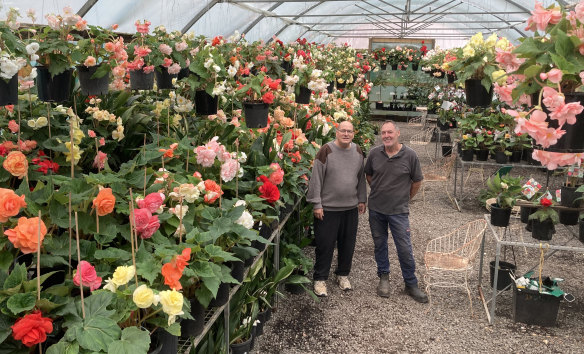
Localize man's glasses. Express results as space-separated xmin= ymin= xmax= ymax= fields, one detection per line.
xmin=338 ymin=129 xmax=354 ymax=134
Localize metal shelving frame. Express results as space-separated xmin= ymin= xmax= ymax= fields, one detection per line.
xmin=477 ymin=214 xmax=584 ymax=325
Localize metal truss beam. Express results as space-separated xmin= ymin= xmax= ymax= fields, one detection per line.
xmin=241 ymin=3 xmax=282 ymax=35
xmin=262 ymin=11 xmax=529 ymax=17
xmin=77 ymin=0 xmax=99 ymax=17
xmin=181 ymin=0 xmax=220 ymax=33
xmin=268 ymin=1 xmax=325 ymax=42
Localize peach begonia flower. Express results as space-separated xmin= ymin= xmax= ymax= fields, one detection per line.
xmin=532 ymin=150 xmax=584 ymax=170
xmin=3 ymin=151 xmax=28 ymax=179
xmin=5 ymin=217 xmax=47 ymax=254
xmin=92 ymin=188 xmax=116 ymax=216
xmin=220 ymin=158 xmax=239 ymax=183
xmin=203 ymin=179 xmax=223 ymax=204
xmin=8 ymin=120 xmax=19 ymax=133
xmin=93 ymin=151 xmax=108 ymax=170
xmin=0 ymin=188 xmax=27 ymax=222
xmin=161 ymin=248 xmax=191 ymax=290
xmin=546 ymin=69 xmax=563 ymax=84
xmin=84 ymin=56 xmax=97 ymax=67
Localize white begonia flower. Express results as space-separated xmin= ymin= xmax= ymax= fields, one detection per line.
xmin=227 ymin=65 xmax=237 ymax=77
xmin=236 ymin=210 xmax=254 ymax=229
xmin=204 ymin=58 xmax=214 ymax=69
xmin=237 ymin=152 xmax=247 ymax=163
xmin=26 ymin=42 xmax=39 ymax=54
xmin=212 ymin=64 xmax=220 ymax=73
xmin=234 ymin=200 xmax=246 ymax=208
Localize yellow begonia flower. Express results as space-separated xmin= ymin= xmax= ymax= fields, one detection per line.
xmin=495 ymin=37 xmax=509 ymax=51
xmin=111 ymin=265 xmax=135 ymax=286
xmin=73 ymin=127 xmax=85 ymax=145
xmin=463 ymin=135 xmax=469 ymax=140
xmin=112 ymin=125 xmax=125 ymax=141
xmin=462 ymin=45 xmax=475 ymax=58
xmin=469 ymin=32 xmax=484 ymax=48
xmin=492 ymin=70 xmax=507 ymax=85
xmin=159 ymin=290 xmax=184 ymax=326
xmin=485 ymin=33 xmax=498 ymax=48
xmin=64 ymin=142 xmax=82 ymax=164
xmin=133 ymin=284 xmax=158 ymax=308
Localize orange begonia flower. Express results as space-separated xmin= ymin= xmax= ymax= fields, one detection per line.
xmin=92 ymin=188 xmax=116 ymax=216
xmin=5 ymin=217 xmax=47 ymax=254
xmin=161 ymin=248 xmax=191 ymax=290
xmin=3 ymin=151 xmax=28 ymax=179
xmin=0 ymin=188 xmax=27 ymax=222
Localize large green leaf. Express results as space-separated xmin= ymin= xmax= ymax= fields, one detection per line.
xmin=85 ymin=291 xmax=116 ymax=318
xmin=6 ymin=292 xmax=37 ymax=315
xmin=94 ymin=248 xmax=131 ymax=262
xmin=0 ymin=314 xmax=12 ymax=345
xmin=72 ymin=316 xmax=121 ymax=352
xmin=107 ymin=326 xmax=150 ymax=354
xmin=46 ymin=340 xmax=79 ymax=354
xmin=0 ymin=250 xmax=13 ymax=271
xmin=4 ymin=263 xmax=26 ymax=290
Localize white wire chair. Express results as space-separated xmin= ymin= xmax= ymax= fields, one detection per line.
xmin=421 ymin=153 xmax=456 ymax=205
xmin=423 ymin=219 xmax=488 ymax=316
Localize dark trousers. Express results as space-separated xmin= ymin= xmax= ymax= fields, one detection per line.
xmin=313 ymin=208 xmax=359 ymax=281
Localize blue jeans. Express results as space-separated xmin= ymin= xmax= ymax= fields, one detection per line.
xmin=368 ymin=210 xmax=418 ymax=286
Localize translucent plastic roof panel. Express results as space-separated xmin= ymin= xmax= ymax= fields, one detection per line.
xmin=0 ymin=0 xmax=564 ymax=48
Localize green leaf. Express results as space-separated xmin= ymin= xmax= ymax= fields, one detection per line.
xmin=0 ymin=314 xmax=12 ymax=345
xmin=4 ymin=263 xmax=26 ymax=290
xmin=136 ymin=260 xmax=159 ymax=285
xmin=84 ymin=291 xmax=115 ymax=318
xmin=85 ymin=172 xmax=125 ymax=185
xmin=94 ymin=248 xmax=131 ymax=262
xmin=0 ymin=250 xmax=13 ymax=271
xmin=46 ymin=340 xmax=80 ymax=354
xmin=191 ymin=261 xmax=215 ymax=278
xmin=36 ymin=298 xmax=66 ymax=313
xmin=204 ymin=244 xmax=238 ymax=262
xmin=107 ymin=327 xmax=150 ymax=354
xmin=7 ymin=292 xmax=37 ymax=315
xmin=74 ymin=316 xmax=121 ymax=352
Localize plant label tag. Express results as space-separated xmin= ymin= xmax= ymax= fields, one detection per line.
xmin=522 ymin=178 xmax=541 ymax=199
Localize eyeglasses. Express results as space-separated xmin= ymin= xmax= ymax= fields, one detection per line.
xmin=338 ymin=129 xmax=354 ymax=134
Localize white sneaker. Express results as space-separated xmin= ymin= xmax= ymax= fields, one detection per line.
xmin=314 ymin=280 xmax=328 ymax=297
xmin=337 ymin=276 xmax=352 ymax=291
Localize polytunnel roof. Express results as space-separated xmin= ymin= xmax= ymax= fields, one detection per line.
xmin=2 ymin=0 xmax=578 ymax=48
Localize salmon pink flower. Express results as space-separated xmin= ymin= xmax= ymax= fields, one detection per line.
xmin=73 ymin=261 xmax=102 ymax=291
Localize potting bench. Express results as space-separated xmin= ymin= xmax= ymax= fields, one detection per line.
xmin=478 ymin=214 xmax=584 ymax=325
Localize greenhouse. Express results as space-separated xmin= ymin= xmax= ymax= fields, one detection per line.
xmin=0 ymin=0 xmax=583 ymax=353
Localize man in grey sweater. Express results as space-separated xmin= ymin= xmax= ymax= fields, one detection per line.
xmin=307 ymin=120 xmax=367 ymax=297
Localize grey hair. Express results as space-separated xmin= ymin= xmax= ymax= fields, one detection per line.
xmin=381 ymin=120 xmax=399 ymax=131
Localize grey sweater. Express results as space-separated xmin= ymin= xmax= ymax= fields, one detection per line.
xmin=306 ymin=141 xmax=367 ymax=211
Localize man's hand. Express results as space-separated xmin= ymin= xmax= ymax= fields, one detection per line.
xmin=314 ymin=208 xmax=324 ymax=220
xmin=358 ymin=202 xmax=366 ymax=214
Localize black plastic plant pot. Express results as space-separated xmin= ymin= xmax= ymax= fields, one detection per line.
xmin=495 ymin=151 xmax=508 ymax=164
xmin=208 ymin=282 xmax=229 ymax=307
xmin=230 ymin=336 xmax=253 ymax=354
xmin=489 ymin=260 xmax=516 ymax=291
xmin=559 ymin=210 xmax=579 ymax=225
xmin=149 ymin=328 xmax=178 ymax=354
xmin=580 ymin=218 xmax=584 ymax=243
xmin=531 ymin=219 xmax=555 ymax=241
xmin=513 ymin=284 xmax=561 ymax=327
xmin=327 ymin=82 xmax=334 ymax=93
xmin=509 ymin=150 xmax=522 ymax=163
xmin=295 ymin=86 xmax=311 ymax=104
xmin=194 ymin=90 xmax=218 ymax=115
xmin=154 ymin=66 xmax=178 ymax=89
xmin=464 ymin=79 xmax=493 ymax=107
xmin=475 ymin=149 xmax=489 ymax=161
xmin=0 ymin=74 xmax=18 ymax=105
xmin=228 ymin=260 xmax=245 ymax=283
xmin=36 ymin=67 xmax=73 ymax=102
xmin=461 ymin=149 xmax=474 ymax=162
xmin=490 ymin=204 xmax=511 ymax=227
xmin=243 ymin=102 xmax=269 ymax=128
xmin=129 ymin=69 xmax=154 ymax=90
xmin=546 ymin=92 xmax=584 ymax=152
xmin=180 ymin=299 xmax=206 ymax=338
xmin=77 ymin=65 xmax=109 ymax=96
xmin=560 ymin=185 xmax=583 ymax=208
xmin=520 ymin=206 xmax=536 ymax=224
xmin=336 ymin=81 xmax=346 ymax=89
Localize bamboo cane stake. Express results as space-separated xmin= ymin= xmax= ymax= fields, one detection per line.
xmin=178 ymin=196 xmax=184 ymax=243
xmin=186 ymin=149 xmax=189 ymax=173
xmin=128 ymin=189 xmax=139 ymax=287
xmin=68 ymin=112 xmax=75 ymax=276
xmin=36 ymin=210 xmax=42 ymax=301
xmin=74 ymin=212 xmax=86 ymax=319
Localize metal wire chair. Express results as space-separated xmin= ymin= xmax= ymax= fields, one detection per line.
xmin=424 ymin=219 xmax=488 ymax=316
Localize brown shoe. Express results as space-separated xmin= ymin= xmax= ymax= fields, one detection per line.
xmin=377 ymin=274 xmax=390 ymax=298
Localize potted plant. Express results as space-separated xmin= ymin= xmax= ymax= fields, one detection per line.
xmin=372 ymin=47 xmax=389 ymax=70
xmin=529 ymin=197 xmax=559 ymax=240
xmin=187 ymin=38 xmax=227 ymax=115
xmin=460 ymin=133 xmax=477 ymax=161
xmin=148 ymin=26 xmax=190 ymax=89
xmin=448 ymin=32 xmax=508 ymax=107
xmin=72 ymin=24 xmax=123 ymax=96
xmin=126 ymin=19 xmax=156 ymax=90
xmin=484 ymin=174 xmax=523 ymax=227
xmin=559 ymin=168 xmax=583 ymax=225
xmin=0 ymin=12 xmax=29 ymax=105
xmin=25 ymin=6 xmax=82 ymax=102
xmin=237 ymin=71 xmax=281 ymax=128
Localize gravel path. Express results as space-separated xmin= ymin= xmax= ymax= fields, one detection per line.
xmin=253 ymin=121 xmax=584 ymax=353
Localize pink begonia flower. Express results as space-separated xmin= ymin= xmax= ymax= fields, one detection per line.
xmin=575 ymin=2 xmax=584 ymax=22
xmin=195 ymin=146 xmax=216 ymax=167
xmin=88 ymin=130 xmax=96 ymax=138
xmin=84 ymin=56 xmax=97 ymax=67
xmin=162 ymin=58 xmax=173 ymax=68
xmin=220 ymin=158 xmax=239 ymax=182
xmin=110 ymin=79 xmax=126 ymax=91
xmin=493 ymin=83 xmax=514 ymax=106
xmin=19 ymin=80 xmax=35 ymax=90
xmin=526 ymin=2 xmax=562 ymax=32
xmin=133 ymin=208 xmax=160 ymax=239
xmin=495 ymin=48 xmax=524 ymax=72
xmin=546 ymin=69 xmax=563 ymax=84
xmin=73 ymin=261 xmax=102 ymax=291
xmin=8 ymin=120 xmax=19 ymax=133
xmin=532 ymin=150 xmax=584 ymax=170
xmin=549 ymin=101 xmax=584 ymax=126
xmin=217 ymin=151 xmax=231 ymax=163
xmin=231 ymin=117 xmax=240 ymax=127
xmin=135 ymin=20 xmax=150 ymax=34
xmin=112 ymin=65 xmax=125 ymax=78
xmin=542 ymin=86 xmax=564 ymax=111
xmin=168 ymin=63 xmax=181 ymax=75
xmin=137 ymin=192 xmax=165 ymax=214
xmin=540 ymin=73 xmax=548 ymax=81
xmin=99 ymin=137 xmax=105 ymax=146
xmin=159 ymin=43 xmax=172 ymax=56
xmin=143 ymin=65 xmax=155 ymax=74
xmin=193 ymin=171 xmax=202 ymax=178
xmin=580 ymin=72 xmax=584 ymax=85
xmin=93 ymin=151 xmax=108 ymax=169
xmin=175 ymin=41 xmax=188 ymax=51
xmin=269 ymin=167 xmax=284 ymax=185
xmin=533 ymin=127 xmax=565 ymax=148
